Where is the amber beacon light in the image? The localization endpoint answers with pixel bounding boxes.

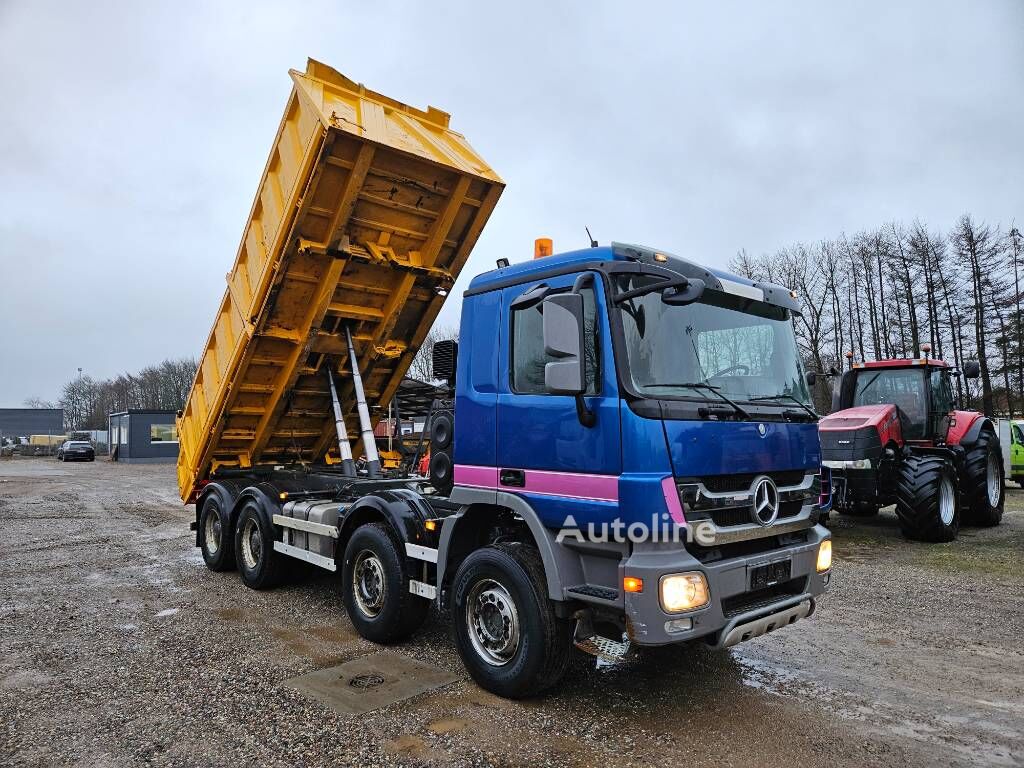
[534,237,553,259]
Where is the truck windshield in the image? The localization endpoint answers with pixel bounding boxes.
[615,275,811,406]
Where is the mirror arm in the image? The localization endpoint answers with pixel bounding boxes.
[575,395,597,428]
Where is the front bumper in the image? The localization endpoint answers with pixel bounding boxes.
[622,523,831,647]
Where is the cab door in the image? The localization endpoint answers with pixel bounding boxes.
[495,272,622,528]
[929,368,954,443]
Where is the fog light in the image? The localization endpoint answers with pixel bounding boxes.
[817,539,832,573]
[665,617,693,634]
[659,572,709,613]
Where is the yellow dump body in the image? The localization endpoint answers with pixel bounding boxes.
[176,59,503,502]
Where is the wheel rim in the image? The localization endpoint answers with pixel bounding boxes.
[986,451,1001,507]
[939,475,955,526]
[240,517,262,569]
[465,578,520,667]
[352,550,386,618]
[204,510,221,555]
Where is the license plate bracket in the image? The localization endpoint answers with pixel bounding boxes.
[749,559,791,590]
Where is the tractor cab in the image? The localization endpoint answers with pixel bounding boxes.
[832,359,956,443]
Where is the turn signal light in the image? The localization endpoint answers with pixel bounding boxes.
[623,576,644,593]
[817,540,833,573]
[424,519,438,532]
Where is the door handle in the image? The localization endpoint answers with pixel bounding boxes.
[499,469,525,487]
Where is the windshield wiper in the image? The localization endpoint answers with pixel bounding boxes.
[668,382,751,419]
[749,393,819,419]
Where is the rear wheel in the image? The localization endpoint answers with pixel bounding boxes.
[341,523,429,643]
[894,454,959,542]
[451,543,571,699]
[234,503,282,589]
[199,496,235,571]
[961,429,1004,527]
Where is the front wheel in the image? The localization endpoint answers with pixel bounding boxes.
[895,454,959,542]
[451,543,571,699]
[961,430,1004,527]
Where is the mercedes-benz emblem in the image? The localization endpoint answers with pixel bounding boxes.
[751,476,779,526]
[757,423,767,437]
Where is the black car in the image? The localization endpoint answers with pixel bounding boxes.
[57,441,95,462]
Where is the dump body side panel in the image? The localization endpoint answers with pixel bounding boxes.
[177,60,503,502]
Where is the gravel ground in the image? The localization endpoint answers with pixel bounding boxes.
[0,457,1021,767]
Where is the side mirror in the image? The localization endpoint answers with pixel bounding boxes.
[962,360,980,379]
[805,371,817,387]
[542,294,585,395]
[661,278,705,305]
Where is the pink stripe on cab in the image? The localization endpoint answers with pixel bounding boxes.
[452,465,619,503]
[453,464,499,488]
[520,468,619,502]
[662,475,686,524]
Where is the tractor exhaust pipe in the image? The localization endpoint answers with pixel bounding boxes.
[345,324,381,477]
[326,362,356,477]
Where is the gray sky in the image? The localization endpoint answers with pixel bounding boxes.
[1,0,1021,405]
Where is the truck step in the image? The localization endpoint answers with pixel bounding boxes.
[566,584,619,602]
[574,631,632,663]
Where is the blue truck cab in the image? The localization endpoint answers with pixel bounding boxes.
[432,241,831,691]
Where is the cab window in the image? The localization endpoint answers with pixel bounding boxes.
[929,369,954,414]
[511,287,599,395]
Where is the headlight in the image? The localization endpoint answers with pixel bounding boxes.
[659,572,710,613]
[816,540,832,572]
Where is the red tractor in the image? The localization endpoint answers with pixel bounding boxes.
[819,354,1004,542]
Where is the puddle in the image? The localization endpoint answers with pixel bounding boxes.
[426,718,468,734]
[284,650,461,716]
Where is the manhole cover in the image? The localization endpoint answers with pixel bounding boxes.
[348,673,385,689]
[284,650,461,715]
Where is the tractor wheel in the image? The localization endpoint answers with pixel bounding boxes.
[961,429,1004,527]
[894,454,959,542]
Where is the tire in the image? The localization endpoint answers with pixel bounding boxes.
[341,523,429,643]
[199,496,235,572]
[234,503,282,589]
[451,543,571,699]
[961,429,1004,527]
[894,454,959,542]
